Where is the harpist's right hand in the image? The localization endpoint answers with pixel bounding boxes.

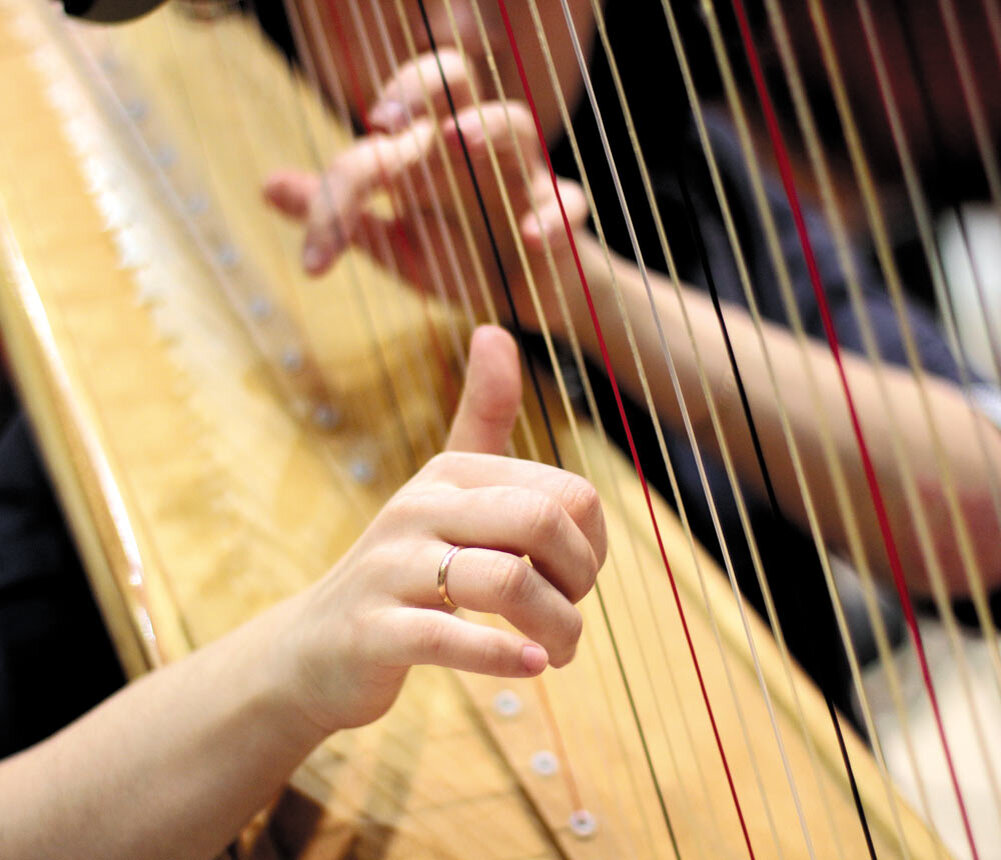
[273,325,606,735]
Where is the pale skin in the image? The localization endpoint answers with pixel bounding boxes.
[0,326,606,860]
[266,0,1001,597]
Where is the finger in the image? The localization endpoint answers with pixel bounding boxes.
[301,125,436,275]
[375,607,549,676]
[446,325,521,455]
[368,49,477,133]
[263,170,320,221]
[429,484,600,603]
[417,545,583,667]
[421,452,607,567]
[521,177,589,249]
[441,103,539,214]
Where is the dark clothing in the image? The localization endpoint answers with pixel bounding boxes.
[546,3,964,720]
[0,410,124,757]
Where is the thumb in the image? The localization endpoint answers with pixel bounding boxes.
[446,326,522,455]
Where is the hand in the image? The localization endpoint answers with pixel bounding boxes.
[277,326,606,733]
[264,50,589,335]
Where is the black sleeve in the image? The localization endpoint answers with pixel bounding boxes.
[62,0,166,23]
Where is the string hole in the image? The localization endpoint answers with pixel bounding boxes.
[492,689,522,718]
[569,809,596,839]
[530,750,558,777]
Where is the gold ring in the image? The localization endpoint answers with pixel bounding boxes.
[437,545,463,609]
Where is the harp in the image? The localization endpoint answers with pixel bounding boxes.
[1,0,999,857]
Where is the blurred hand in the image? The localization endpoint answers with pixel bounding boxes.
[264,50,589,335]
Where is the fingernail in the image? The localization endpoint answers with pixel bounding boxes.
[302,243,328,274]
[369,99,407,133]
[521,643,548,674]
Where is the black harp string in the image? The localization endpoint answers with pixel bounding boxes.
[666,0,973,851]
[428,1,720,852]
[405,8,670,850]
[262,1,556,844]
[551,1,873,854]
[287,0,456,462]
[409,1,697,853]
[789,0,1001,815]
[693,0,955,851]
[728,0,990,853]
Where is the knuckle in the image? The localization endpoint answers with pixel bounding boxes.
[493,555,533,606]
[527,495,564,543]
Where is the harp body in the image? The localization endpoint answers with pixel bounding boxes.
[0,0,991,857]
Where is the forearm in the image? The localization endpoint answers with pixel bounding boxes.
[566,234,1001,594]
[0,596,325,860]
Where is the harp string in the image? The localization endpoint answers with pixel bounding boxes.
[727,0,983,855]
[287,0,454,460]
[799,0,1001,828]
[402,6,675,848]
[784,0,1001,822]
[429,2,729,851]
[548,3,840,856]
[564,2,888,853]
[398,3,691,846]
[491,2,767,856]
[730,0,1001,841]
[679,3,950,854]
[865,0,1001,673]
[373,0,617,833]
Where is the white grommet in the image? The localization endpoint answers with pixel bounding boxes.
[312,404,341,430]
[492,689,522,718]
[569,809,597,839]
[530,750,558,776]
[281,347,303,373]
[216,244,239,268]
[349,457,375,484]
[249,296,272,320]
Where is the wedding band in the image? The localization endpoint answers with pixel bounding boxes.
[437,545,463,609]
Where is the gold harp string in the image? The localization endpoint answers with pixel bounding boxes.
[338,0,470,376]
[282,0,451,464]
[792,0,1001,827]
[554,1,887,853]
[331,6,667,852]
[397,7,687,851]
[645,0,932,853]
[494,5,812,852]
[433,5,720,852]
[769,0,1001,824]
[853,0,1001,656]
[573,3,896,855]
[288,0,456,454]
[385,4,633,843]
